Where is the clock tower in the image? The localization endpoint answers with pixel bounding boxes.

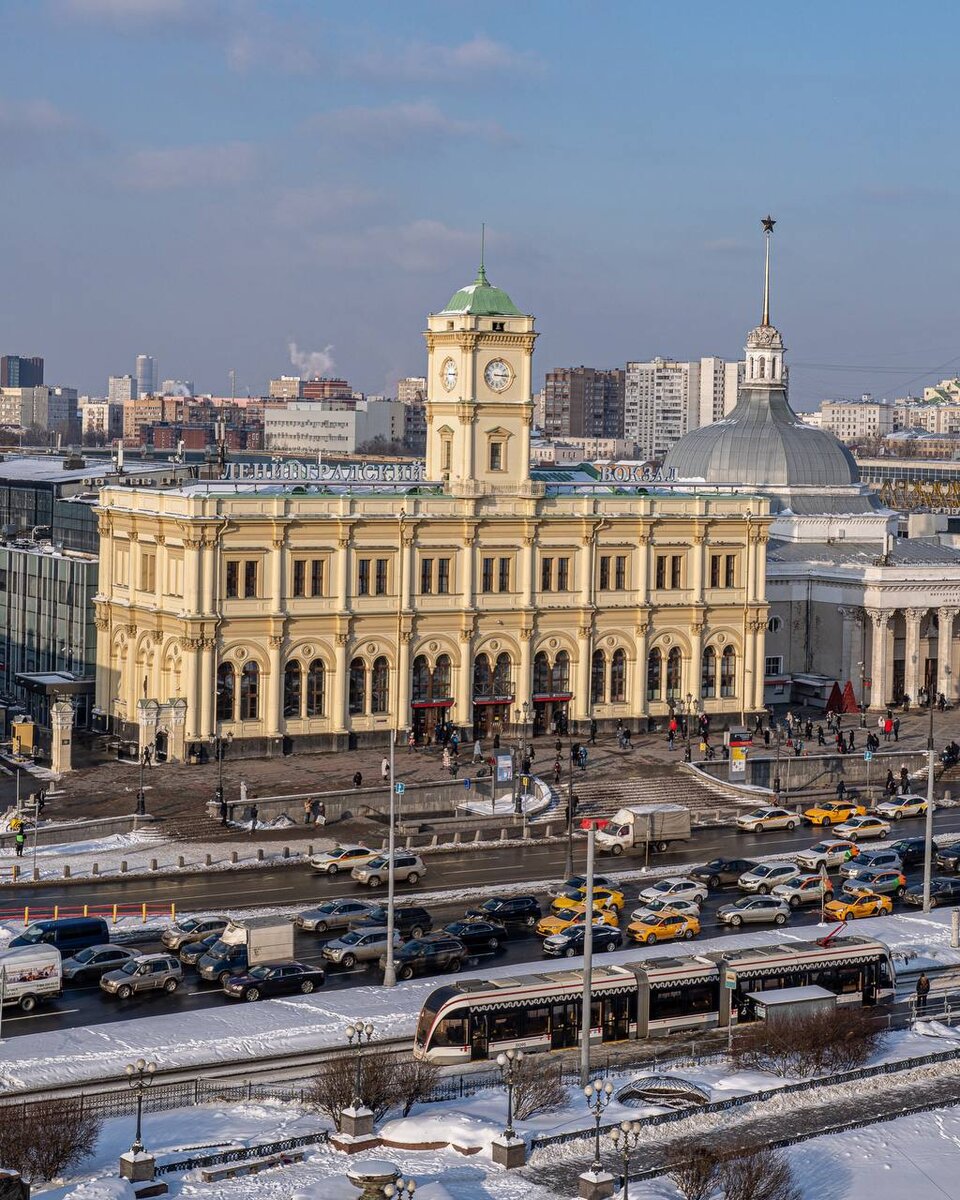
[424,260,538,495]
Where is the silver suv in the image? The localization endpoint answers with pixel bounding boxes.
[100,953,182,999]
[322,928,401,969]
[351,852,426,888]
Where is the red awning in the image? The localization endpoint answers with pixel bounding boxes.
[473,696,514,706]
[411,699,455,709]
[532,693,573,702]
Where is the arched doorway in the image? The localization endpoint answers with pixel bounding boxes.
[532,648,572,736]
[411,653,454,743]
[472,651,513,740]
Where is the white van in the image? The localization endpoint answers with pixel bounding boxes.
[0,945,62,1012]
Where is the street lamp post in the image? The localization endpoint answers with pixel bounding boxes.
[496,1048,524,1140]
[774,723,783,799]
[213,731,233,805]
[124,1058,157,1154]
[136,747,147,816]
[383,1180,417,1198]
[609,1121,643,1200]
[923,686,938,913]
[583,1078,614,1172]
[682,693,694,762]
[345,1020,374,1108]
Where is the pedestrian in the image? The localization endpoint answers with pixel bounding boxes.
[353,771,363,789]
[249,803,258,833]
[836,779,846,802]
[616,718,623,734]
[550,717,557,736]
[407,729,416,753]
[589,718,598,745]
[578,745,588,770]
[900,765,909,788]
[847,730,855,752]
[667,729,675,751]
[554,759,562,785]
[805,720,813,739]
[794,739,803,757]
[939,693,947,712]
[917,971,931,1014]
[817,725,825,746]
[14,830,24,857]
[893,717,900,742]
[381,756,389,782]
[493,732,501,750]
[315,801,326,826]
[303,799,312,825]
[555,737,563,755]
[219,797,228,826]
[473,739,483,763]
[764,727,771,747]
[883,717,893,742]
[442,747,451,771]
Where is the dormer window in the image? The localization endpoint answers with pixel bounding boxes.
[492,321,506,332]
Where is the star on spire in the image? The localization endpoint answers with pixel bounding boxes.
[761,214,776,233]
[761,215,776,325]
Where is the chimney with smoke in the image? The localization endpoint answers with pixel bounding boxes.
[288,341,336,379]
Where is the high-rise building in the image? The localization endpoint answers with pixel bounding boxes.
[624,357,740,461]
[1,356,43,388]
[301,377,352,400]
[0,386,78,436]
[108,375,137,404]
[135,355,157,398]
[543,367,625,440]
[397,376,427,404]
[269,376,303,400]
[81,398,125,443]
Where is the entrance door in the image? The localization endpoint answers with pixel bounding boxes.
[602,992,631,1042]
[551,1002,578,1049]
[469,1012,489,1060]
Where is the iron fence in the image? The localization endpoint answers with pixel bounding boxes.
[155,1131,328,1176]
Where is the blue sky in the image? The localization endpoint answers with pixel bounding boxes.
[2,0,960,407]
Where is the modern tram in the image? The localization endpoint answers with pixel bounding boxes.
[413,936,895,1064]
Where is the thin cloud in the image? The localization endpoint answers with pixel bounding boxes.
[273,184,379,230]
[57,0,200,24]
[358,35,543,83]
[306,101,515,148]
[310,219,482,274]
[123,142,258,190]
[0,96,94,163]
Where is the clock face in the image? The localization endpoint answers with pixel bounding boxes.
[484,359,511,392]
[441,358,458,391]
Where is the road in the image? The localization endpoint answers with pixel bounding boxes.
[2,808,959,1041]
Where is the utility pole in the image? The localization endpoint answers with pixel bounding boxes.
[923,693,937,913]
[579,821,596,1087]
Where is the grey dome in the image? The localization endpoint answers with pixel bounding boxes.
[664,387,859,489]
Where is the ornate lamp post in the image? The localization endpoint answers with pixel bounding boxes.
[213,730,233,805]
[496,1048,524,1139]
[346,1020,375,1108]
[584,1078,614,1172]
[609,1121,644,1200]
[383,1180,417,1198]
[124,1058,157,1153]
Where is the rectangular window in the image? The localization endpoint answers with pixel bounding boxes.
[243,560,258,598]
[615,555,626,590]
[541,557,553,592]
[139,551,156,593]
[420,558,433,595]
[670,555,682,589]
[557,557,570,591]
[655,554,666,589]
[489,442,503,471]
[498,557,510,592]
[765,655,784,676]
[167,555,183,597]
[115,546,129,587]
[310,559,324,596]
[599,556,610,591]
[226,560,239,599]
[710,554,721,588]
[375,558,388,596]
[482,557,494,593]
[437,558,450,594]
[725,554,737,588]
[358,559,370,596]
[292,560,306,598]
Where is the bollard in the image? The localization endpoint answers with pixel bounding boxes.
[63,865,70,879]
[500,828,508,841]
[453,831,462,845]
[946,790,953,806]
[257,848,264,861]
[142,903,147,922]
[474,829,482,843]
[10,865,17,882]
[953,910,959,949]
[405,836,414,850]
[53,905,59,918]
[231,851,239,864]
[178,855,185,868]
[544,824,553,839]
[92,863,99,876]
[32,869,38,882]
[283,846,290,859]
[112,904,118,923]
[120,860,127,873]
[83,905,88,917]
[150,858,158,871]
[430,834,439,848]
[205,853,213,867]
[381,838,389,851]
[308,845,314,857]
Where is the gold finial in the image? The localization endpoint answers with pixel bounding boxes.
[761,215,775,326]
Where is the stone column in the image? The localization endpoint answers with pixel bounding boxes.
[904,608,925,703]
[168,697,187,763]
[521,534,534,607]
[517,627,533,715]
[396,631,412,733]
[632,622,649,719]
[743,624,756,717]
[867,608,890,709]
[637,531,650,603]
[752,618,767,712]
[574,623,592,723]
[938,608,958,700]
[50,698,74,775]
[690,531,705,603]
[332,633,349,732]
[456,630,473,728]
[266,635,282,737]
[199,640,214,739]
[688,622,703,709]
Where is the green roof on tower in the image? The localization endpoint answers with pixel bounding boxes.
[440,264,524,316]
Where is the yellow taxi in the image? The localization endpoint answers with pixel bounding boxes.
[823,892,893,921]
[802,799,867,827]
[626,911,701,945]
[550,887,626,916]
[536,905,620,938]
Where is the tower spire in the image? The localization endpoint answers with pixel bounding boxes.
[761,214,775,326]
[477,222,488,285]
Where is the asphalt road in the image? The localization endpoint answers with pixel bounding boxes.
[3,807,960,1041]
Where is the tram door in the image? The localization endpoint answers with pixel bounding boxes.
[603,993,631,1042]
[470,1012,489,1060]
[551,1002,579,1050]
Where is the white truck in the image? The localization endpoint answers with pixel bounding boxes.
[197,916,295,985]
[0,945,62,1012]
[594,803,692,856]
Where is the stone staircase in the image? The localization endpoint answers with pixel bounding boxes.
[570,765,746,822]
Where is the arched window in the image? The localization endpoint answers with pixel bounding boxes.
[216,663,235,721]
[493,652,512,696]
[433,654,452,698]
[283,660,302,719]
[239,661,259,720]
[666,647,682,700]
[758,357,765,379]
[701,646,717,698]
[721,645,736,697]
[552,650,570,693]
[412,655,430,702]
[591,650,606,704]
[533,651,550,694]
[306,659,325,717]
[349,658,366,714]
[610,649,627,703]
[647,648,662,701]
[473,653,491,696]
[371,656,390,714]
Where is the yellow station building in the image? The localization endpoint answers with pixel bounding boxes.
[93,263,770,757]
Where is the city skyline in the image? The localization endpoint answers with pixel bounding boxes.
[3,1,960,407]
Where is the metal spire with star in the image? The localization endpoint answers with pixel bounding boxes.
[761,215,776,326]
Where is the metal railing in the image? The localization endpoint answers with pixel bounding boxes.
[156,1131,327,1176]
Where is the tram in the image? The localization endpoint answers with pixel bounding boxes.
[413,936,895,1064]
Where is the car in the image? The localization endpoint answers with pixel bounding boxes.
[833,815,891,842]
[322,928,400,969]
[61,944,137,983]
[802,799,867,826]
[351,852,426,887]
[904,877,960,908]
[716,896,791,927]
[99,954,182,999]
[161,915,228,950]
[840,849,903,878]
[737,863,803,894]
[772,874,835,909]
[536,906,619,938]
[875,794,928,820]
[735,807,798,832]
[629,897,702,923]
[222,961,325,1001]
[310,845,379,876]
[936,846,960,874]
[542,924,624,958]
[464,896,542,929]
[795,839,859,870]
[179,933,222,967]
[890,837,936,868]
[636,878,709,906]
[824,892,893,920]
[442,920,508,953]
[689,858,758,889]
[296,899,377,933]
[841,868,907,898]
[379,934,466,981]
[551,887,625,916]
[350,905,433,939]
[548,875,615,898]
[626,911,701,945]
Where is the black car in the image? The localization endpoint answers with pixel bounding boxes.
[442,920,507,953]
[180,933,222,967]
[464,896,541,929]
[890,837,938,868]
[904,877,960,907]
[222,960,326,1001]
[549,875,615,898]
[935,845,960,874]
[689,858,758,890]
[542,924,624,958]
[379,934,466,981]
[351,905,432,939]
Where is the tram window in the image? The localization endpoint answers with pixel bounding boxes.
[526,1007,550,1038]
[650,988,684,1020]
[490,1009,522,1042]
[434,1017,467,1047]
[878,959,892,988]
[688,983,718,1013]
[838,968,862,994]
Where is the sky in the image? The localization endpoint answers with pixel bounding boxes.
[3,0,960,409]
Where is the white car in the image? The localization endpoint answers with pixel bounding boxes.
[875,794,927,820]
[637,877,709,906]
[772,874,835,909]
[735,807,798,833]
[833,815,891,842]
[628,897,702,923]
[795,839,858,871]
[309,845,379,876]
[737,863,802,894]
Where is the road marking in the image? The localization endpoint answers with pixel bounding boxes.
[4,1008,79,1022]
